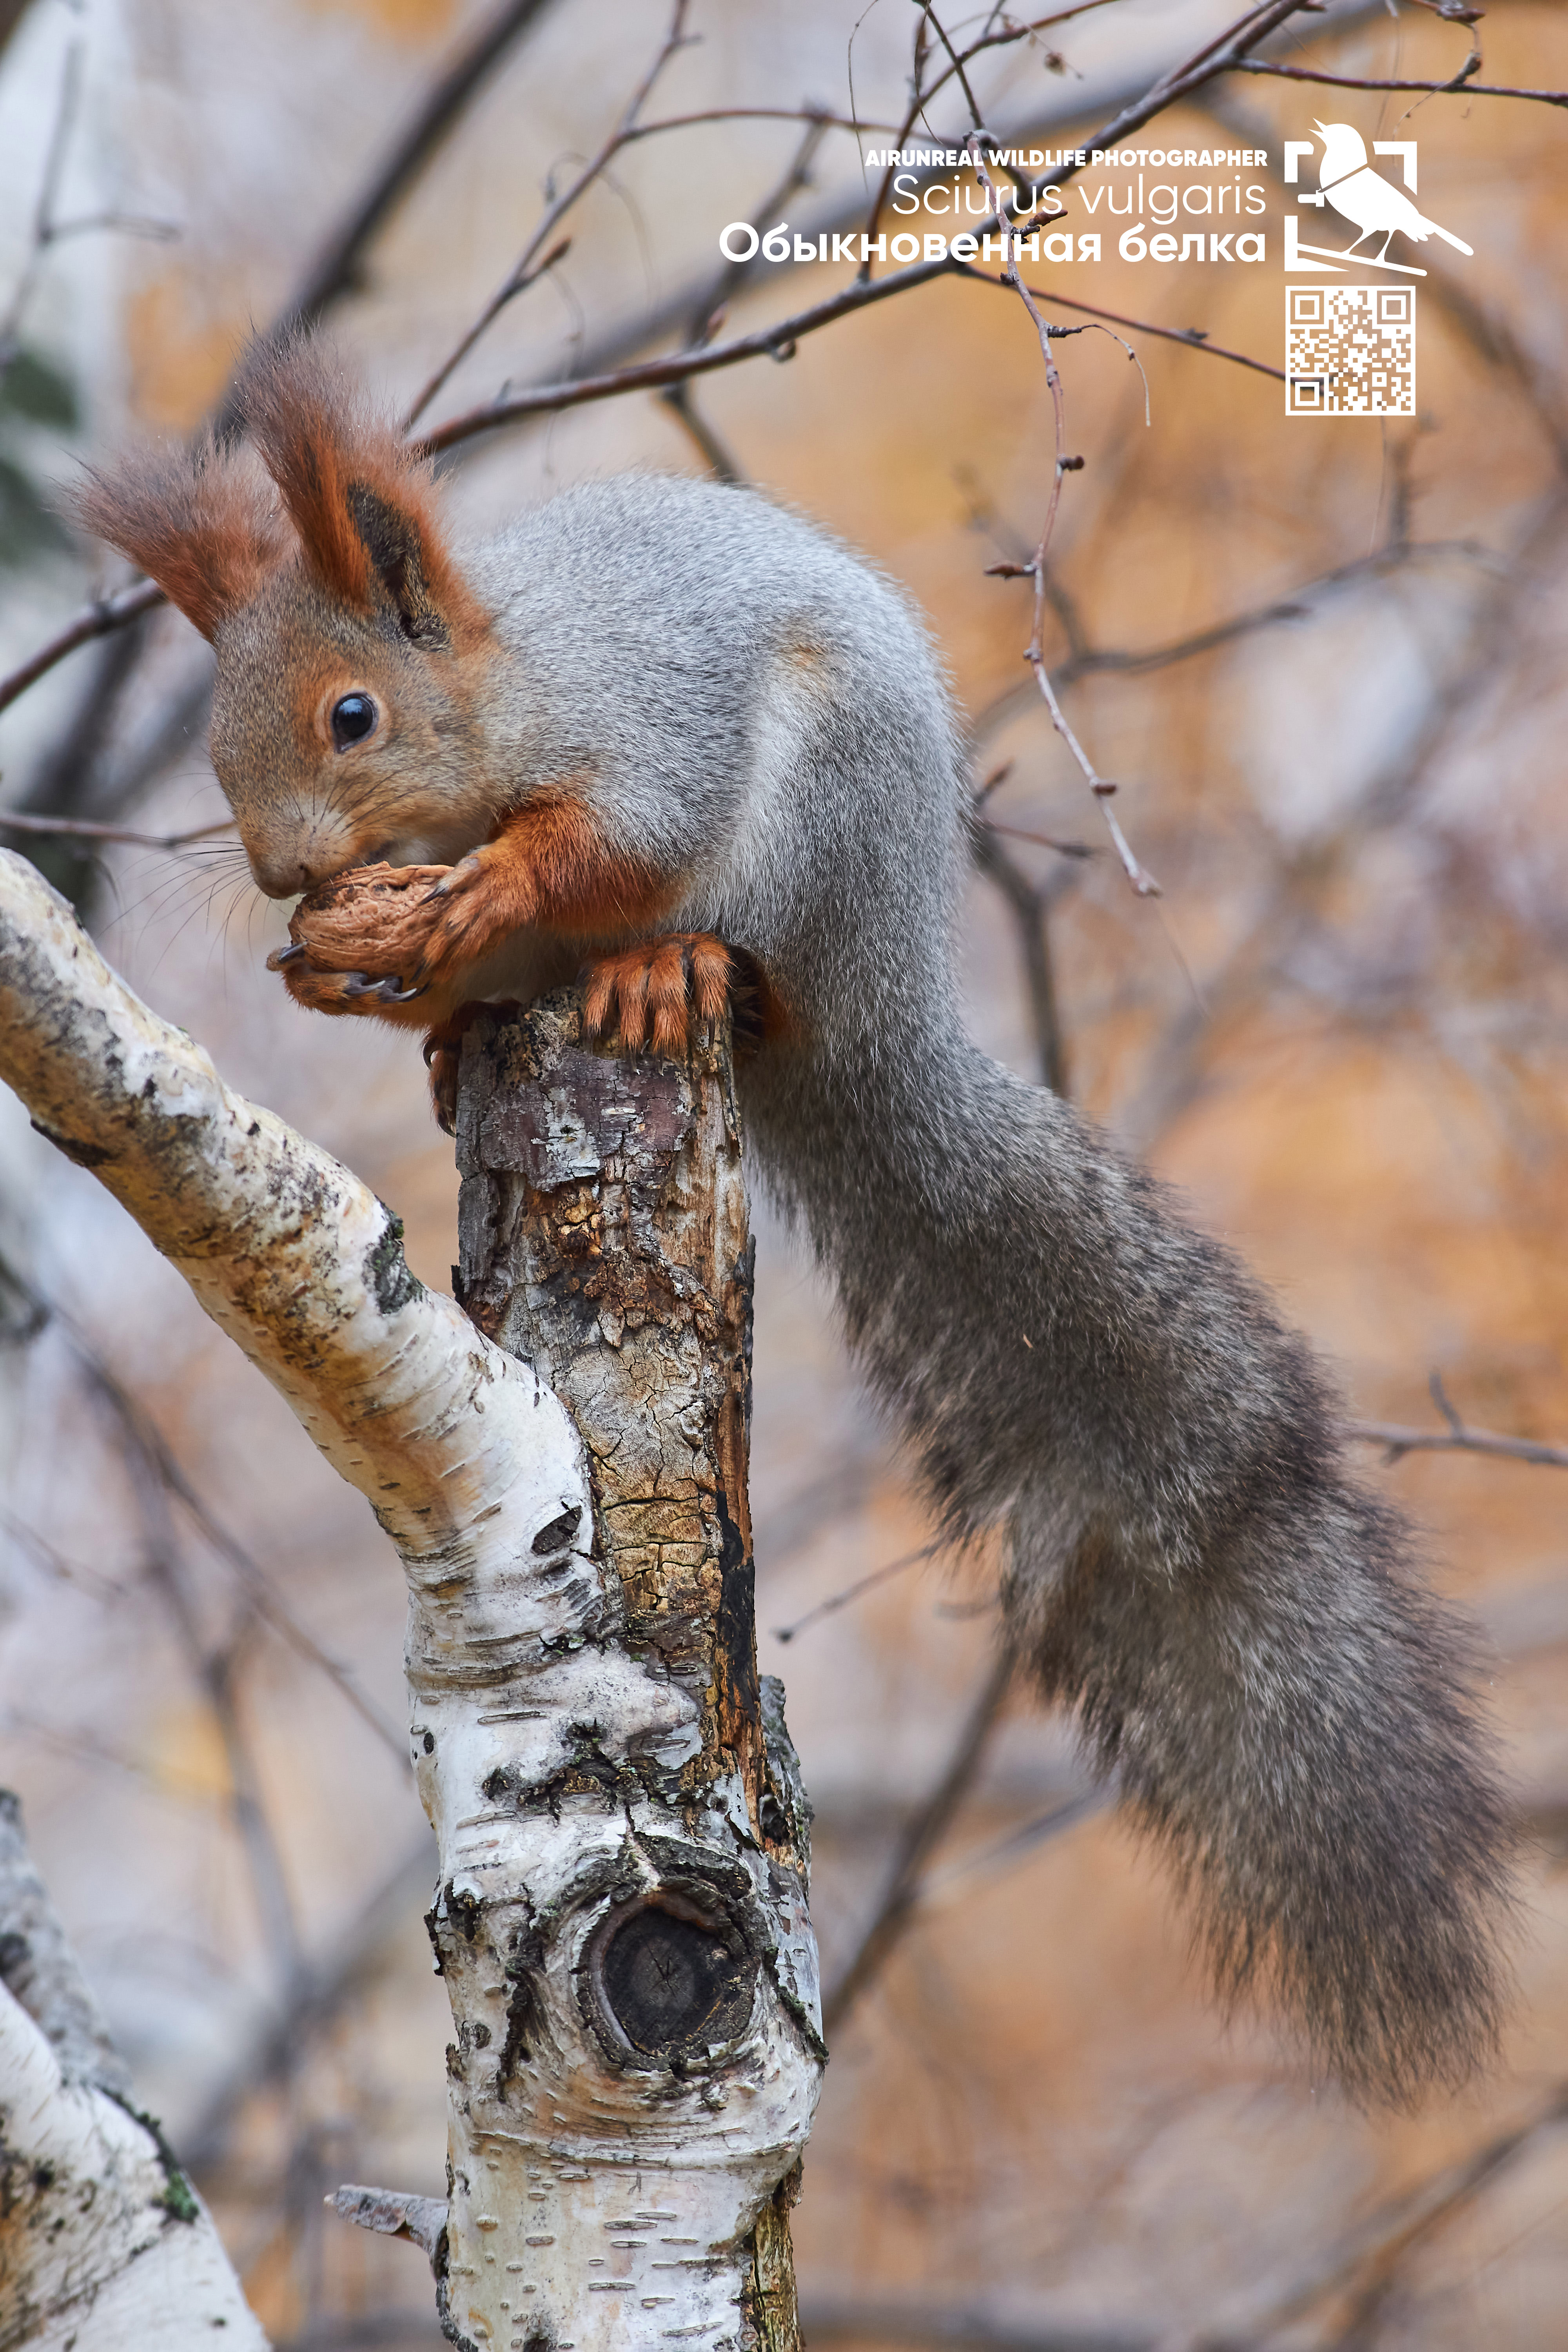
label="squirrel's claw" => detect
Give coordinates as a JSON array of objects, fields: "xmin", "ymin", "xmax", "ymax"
[
  {"xmin": 581, "ymin": 933, "xmax": 734, "ymax": 1059},
  {"xmin": 341, "ymin": 971, "xmax": 423, "ymax": 1004},
  {"xmin": 267, "ymin": 942, "xmax": 307, "ymax": 970}
]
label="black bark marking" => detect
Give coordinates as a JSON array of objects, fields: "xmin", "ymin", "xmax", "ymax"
[
  {"xmin": 365, "ymin": 1210, "xmax": 422, "ymax": 1315},
  {"xmin": 531, "ymin": 1505, "xmax": 582, "ymax": 1556}
]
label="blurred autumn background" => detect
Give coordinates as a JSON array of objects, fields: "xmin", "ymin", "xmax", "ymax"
[{"xmin": 1, "ymin": 0, "xmax": 1566, "ymax": 2345}]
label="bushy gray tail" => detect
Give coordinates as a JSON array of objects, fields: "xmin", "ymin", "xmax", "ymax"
[
  {"xmin": 760, "ymin": 1031, "xmax": 1516, "ymax": 2102},
  {"xmin": 1027, "ymin": 1477, "xmax": 1512, "ymax": 2102}
]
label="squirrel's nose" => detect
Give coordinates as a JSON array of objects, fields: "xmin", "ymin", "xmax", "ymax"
[
  {"xmin": 246, "ymin": 820, "xmax": 358, "ymax": 899},
  {"xmin": 249, "ymin": 853, "xmax": 325, "ymax": 901}
]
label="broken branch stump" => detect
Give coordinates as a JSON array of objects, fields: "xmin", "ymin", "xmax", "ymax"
[{"xmin": 380, "ymin": 997, "xmax": 824, "ymax": 2349}]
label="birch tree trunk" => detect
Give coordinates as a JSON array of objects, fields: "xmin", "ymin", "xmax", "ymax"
[
  {"xmin": 0, "ymin": 1791, "xmax": 269, "ymax": 2350},
  {"xmin": 0, "ymin": 850, "xmax": 822, "ymax": 2352}
]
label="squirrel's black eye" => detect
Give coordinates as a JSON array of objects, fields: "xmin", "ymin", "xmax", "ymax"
[{"xmin": 331, "ymin": 693, "xmax": 378, "ymax": 750}]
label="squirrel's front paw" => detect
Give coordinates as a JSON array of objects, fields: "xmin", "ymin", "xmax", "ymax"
[
  {"xmin": 405, "ymin": 848, "xmax": 531, "ymax": 982},
  {"xmin": 581, "ymin": 933, "xmax": 733, "ymax": 1057}
]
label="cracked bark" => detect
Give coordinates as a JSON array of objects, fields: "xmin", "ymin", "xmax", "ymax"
[
  {"xmin": 0, "ymin": 854, "xmax": 821, "ymax": 2352},
  {"xmin": 400, "ymin": 998, "xmax": 822, "ymax": 2352}
]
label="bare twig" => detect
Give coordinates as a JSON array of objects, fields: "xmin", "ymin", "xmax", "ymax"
[
  {"xmin": 403, "ymin": 0, "xmax": 695, "ymax": 426},
  {"xmin": 7, "ymin": 3, "xmax": 1326, "ymax": 714},
  {"xmin": 5, "ymin": 0, "xmax": 561, "ymax": 783},
  {"xmin": 859, "ymin": 0, "xmax": 1128, "ymax": 258},
  {"xmin": 417, "ymin": 0, "xmax": 1334, "ymax": 456},
  {"xmin": 659, "ymin": 380, "xmax": 745, "ymax": 480},
  {"xmin": 0, "ymin": 40, "xmax": 177, "ymax": 382},
  {"xmin": 971, "ymin": 270, "xmax": 1287, "ymax": 383},
  {"xmin": 971, "ymin": 822, "xmax": 1072, "ymax": 1093},
  {"xmin": 823, "ymin": 1645, "xmax": 1014, "ymax": 2037},
  {"xmin": 181, "ymin": 1834, "xmax": 437, "ymax": 2168},
  {"xmin": 967, "ymin": 132, "xmax": 1159, "ymax": 897},
  {"xmin": 261, "ymin": 0, "xmax": 564, "ymax": 353},
  {"xmin": 0, "ymin": 1244, "xmax": 410, "ymax": 1768},
  {"xmin": 0, "ymin": 811, "xmax": 234, "ymax": 850},
  {"xmin": 105, "ymin": 1388, "xmax": 304, "ymax": 1984},
  {"xmin": 771, "ymin": 1541, "xmax": 943, "ymax": 1644},
  {"xmin": 1175, "ymin": 2084, "xmax": 1568, "ymax": 2352},
  {"xmin": 1228, "ymin": 61, "xmax": 1566, "ymax": 107},
  {"xmin": 1345, "ymin": 1409, "xmax": 1568, "ymax": 1472},
  {"xmin": 0, "ymin": 582, "xmax": 165, "ymax": 720}
]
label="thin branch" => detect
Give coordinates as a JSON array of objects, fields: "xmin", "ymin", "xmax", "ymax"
[
  {"xmin": 402, "ymin": 0, "xmax": 695, "ymax": 427},
  {"xmin": 967, "ymin": 133, "xmax": 1160, "ymax": 898},
  {"xmin": 0, "ymin": 1245, "xmax": 411, "ymax": 1768},
  {"xmin": 822, "ymin": 1645, "xmax": 1014, "ymax": 2037},
  {"xmin": 0, "ymin": 811, "xmax": 235, "ymax": 850},
  {"xmin": 622, "ymin": 104, "xmax": 902, "ymax": 142},
  {"xmin": 5, "ymin": 4, "xmax": 1327, "ymax": 712},
  {"xmin": 915, "ymin": 1789, "xmax": 1104, "ymax": 1901},
  {"xmin": 1041, "ymin": 539, "xmax": 1489, "ymax": 691},
  {"xmin": 970, "ymin": 822, "xmax": 1072, "ymax": 1093},
  {"xmin": 770, "ymin": 1541, "xmax": 943, "ymax": 1644},
  {"xmin": 970, "ymin": 269, "xmax": 1287, "ymax": 383},
  {"xmin": 417, "ymin": 246, "xmax": 945, "ymax": 449},
  {"xmin": 1228, "ymin": 60, "xmax": 1566, "ymax": 107},
  {"xmin": 0, "ymin": 582, "xmax": 166, "ymax": 720},
  {"xmin": 659, "ymin": 381, "xmax": 745, "ymax": 480},
  {"xmin": 858, "ymin": 0, "xmax": 1128, "ymax": 257},
  {"xmin": 106, "ymin": 1388, "xmax": 304, "ymax": 1983},
  {"xmin": 3, "ymin": 0, "xmax": 561, "ymax": 740},
  {"xmin": 262, "ymin": 0, "xmax": 563, "ymax": 351},
  {"xmin": 981, "ymin": 822, "xmax": 1096, "ymax": 857},
  {"xmin": 181, "ymin": 1835, "xmax": 436, "ymax": 2169},
  {"xmin": 416, "ymin": 0, "xmax": 1332, "ymax": 456},
  {"xmin": 1179, "ymin": 2083, "xmax": 1568, "ymax": 2352},
  {"xmin": 1345, "ymin": 1419, "xmax": 1568, "ymax": 1471}
]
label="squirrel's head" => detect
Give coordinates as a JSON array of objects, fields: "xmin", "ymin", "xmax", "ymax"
[{"xmin": 72, "ymin": 338, "xmax": 497, "ymax": 898}]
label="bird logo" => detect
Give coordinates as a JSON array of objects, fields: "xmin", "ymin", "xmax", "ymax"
[{"xmin": 1299, "ymin": 122, "xmax": 1473, "ymax": 267}]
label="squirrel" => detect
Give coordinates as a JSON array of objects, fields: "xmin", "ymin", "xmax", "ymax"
[{"xmin": 74, "ymin": 335, "xmax": 1514, "ymax": 2103}]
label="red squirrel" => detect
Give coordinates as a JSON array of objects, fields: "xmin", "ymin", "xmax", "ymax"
[{"xmin": 75, "ymin": 335, "xmax": 1515, "ymax": 2102}]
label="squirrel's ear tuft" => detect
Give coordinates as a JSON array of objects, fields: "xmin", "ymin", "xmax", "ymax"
[
  {"xmin": 69, "ymin": 440, "xmax": 283, "ymax": 642},
  {"xmin": 238, "ymin": 333, "xmax": 483, "ymax": 652}
]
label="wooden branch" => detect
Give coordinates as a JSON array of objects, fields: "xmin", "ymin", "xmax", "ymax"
[
  {"xmin": 1227, "ymin": 60, "xmax": 1567, "ymax": 108},
  {"xmin": 1345, "ymin": 1420, "xmax": 1568, "ymax": 1472},
  {"xmin": 822, "ymin": 1648, "xmax": 1013, "ymax": 2038},
  {"xmin": 0, "ymin": 851, "xmax": 821, "ymax": 2347},
  {"xmin": 0, "ymin": 580, "xmax": 164, "ymax": 720},
  {"xmin": 254, "ymin": 0, "xmax": 563, "ymax": 350},
  {"xmin": 0, "ymin": 1789, "xmax": 269, "ymax": 2347},
  {"xmin": 971, "ymin": 824, "xmax": 1071, "ymax": 1096}
]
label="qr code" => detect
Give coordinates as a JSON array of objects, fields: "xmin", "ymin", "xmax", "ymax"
[{"xmin": 1286, "ymin": 287, "xmax": 1415, "ymax": 416}]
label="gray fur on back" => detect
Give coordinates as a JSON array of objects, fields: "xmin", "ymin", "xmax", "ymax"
[{"xmin": 470, "ymin": 472, "xmax": 1514, "ymax": 2101}]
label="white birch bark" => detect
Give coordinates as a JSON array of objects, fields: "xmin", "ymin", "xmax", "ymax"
[
  {"xmin": 0, "ymin": 1792, "xmax": 269, "ymax": 2350},
  {"xmin": 0, "ymin": 851, "xmax": 822, "ymax": 2352}
]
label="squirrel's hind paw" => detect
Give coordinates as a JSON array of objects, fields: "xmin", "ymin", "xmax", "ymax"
[{"xmin": 581, "ymin": 933, "xmax": 733, "ymax": 1058}]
